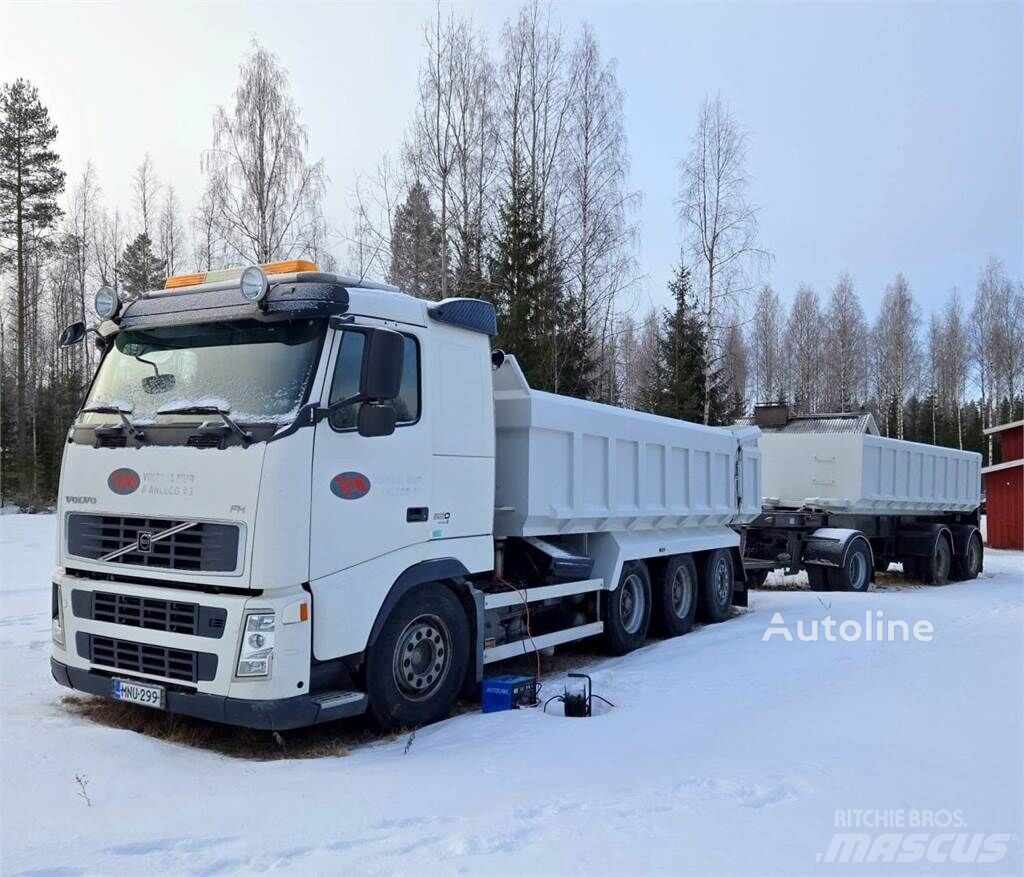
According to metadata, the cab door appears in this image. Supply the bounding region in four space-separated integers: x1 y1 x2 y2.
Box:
309 324 431 581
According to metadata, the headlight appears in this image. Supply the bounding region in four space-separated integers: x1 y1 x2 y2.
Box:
94 285 120 320
236 612 275 677
52 582 64 647
239 266 269 303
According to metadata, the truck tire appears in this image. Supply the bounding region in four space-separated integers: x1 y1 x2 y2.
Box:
827 539 872 592
921 535 952 586
603 561 652 654
698 549 734 623
654 554 698 637
807 566 831 591
365 585 469 730
952 531 983 581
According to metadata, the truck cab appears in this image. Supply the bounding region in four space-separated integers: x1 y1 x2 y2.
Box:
51 263 497 729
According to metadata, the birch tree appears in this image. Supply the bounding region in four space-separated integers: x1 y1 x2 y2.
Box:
407 5 460 297
785 284 823 414
561 24 639 400
822 271 868 411
132 154 160 238
157 186 186 276
748 284 784 404
872 273 920 439
204 40 328 264
678 94 767 424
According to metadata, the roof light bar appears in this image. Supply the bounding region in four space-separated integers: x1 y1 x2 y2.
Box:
163 260 319 290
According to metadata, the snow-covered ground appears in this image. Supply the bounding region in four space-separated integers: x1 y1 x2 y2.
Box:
1 513 1022 876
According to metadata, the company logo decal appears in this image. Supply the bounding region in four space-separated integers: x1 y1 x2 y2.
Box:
107 468 141 495
330 471 371 500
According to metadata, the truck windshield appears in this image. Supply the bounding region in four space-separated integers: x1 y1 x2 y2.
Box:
82 319 325 423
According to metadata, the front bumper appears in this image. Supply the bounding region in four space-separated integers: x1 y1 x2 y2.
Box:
51 658 366 730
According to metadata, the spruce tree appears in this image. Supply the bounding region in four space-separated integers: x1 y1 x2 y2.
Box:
487 170 557 390
120 232 166 298
388 180 444 299
0 78 65 500
651 259 710 422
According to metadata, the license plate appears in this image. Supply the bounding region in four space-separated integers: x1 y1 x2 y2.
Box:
111 677 165 710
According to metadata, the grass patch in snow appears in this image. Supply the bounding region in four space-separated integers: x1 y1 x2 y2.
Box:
59 695 396 760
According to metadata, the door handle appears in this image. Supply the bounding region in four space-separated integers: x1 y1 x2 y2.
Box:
406 507 429 523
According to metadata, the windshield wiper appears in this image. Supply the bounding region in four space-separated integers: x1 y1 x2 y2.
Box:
156 403 253 446
82 403 147 442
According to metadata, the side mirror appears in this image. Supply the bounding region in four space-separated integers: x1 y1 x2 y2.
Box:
357 402 397 438
59 322 87 348
360 328 404 401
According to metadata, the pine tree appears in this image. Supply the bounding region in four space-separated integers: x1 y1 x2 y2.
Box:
120 232 166 298
0 78 65 500
388 180 444 299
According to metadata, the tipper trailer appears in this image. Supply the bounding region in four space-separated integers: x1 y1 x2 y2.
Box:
741 430 984 591
50 261 762 730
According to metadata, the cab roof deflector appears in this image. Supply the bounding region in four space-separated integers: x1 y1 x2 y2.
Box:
428 298 498 337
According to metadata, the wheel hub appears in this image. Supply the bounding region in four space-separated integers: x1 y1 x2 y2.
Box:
393 614 451 701
619 573 645 634
671 567 694 618
714 560 731 603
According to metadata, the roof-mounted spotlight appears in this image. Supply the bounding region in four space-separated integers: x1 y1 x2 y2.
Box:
94 285 121 321
240 265 270 306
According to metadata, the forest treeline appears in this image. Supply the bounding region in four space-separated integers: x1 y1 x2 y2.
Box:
1 2 1021 506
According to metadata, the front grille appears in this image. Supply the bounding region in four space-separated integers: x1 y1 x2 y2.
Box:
71 589 227 638
67 514 240 572
77 632 217 683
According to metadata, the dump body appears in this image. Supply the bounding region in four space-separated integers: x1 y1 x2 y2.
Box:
759 432 981 514
493 357 761 538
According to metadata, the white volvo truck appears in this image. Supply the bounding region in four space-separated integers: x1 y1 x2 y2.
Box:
50 261 762 730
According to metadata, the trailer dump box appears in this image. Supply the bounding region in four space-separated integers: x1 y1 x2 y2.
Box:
759 432 981 514
492 357 762 538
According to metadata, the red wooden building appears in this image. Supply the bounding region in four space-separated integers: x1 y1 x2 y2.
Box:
982 419 1023 550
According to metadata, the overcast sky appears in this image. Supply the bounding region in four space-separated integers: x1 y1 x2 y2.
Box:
4 0 1021 320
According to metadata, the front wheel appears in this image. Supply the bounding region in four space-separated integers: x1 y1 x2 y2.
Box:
603 561 652 654
698 549 735 623
365 585 469 729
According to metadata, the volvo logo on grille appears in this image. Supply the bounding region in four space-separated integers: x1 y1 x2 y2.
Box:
137 532 154 554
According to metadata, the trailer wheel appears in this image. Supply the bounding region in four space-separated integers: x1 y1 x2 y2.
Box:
365 585 469 729
655 554 698 637
603 561 652 654
806 566 831 591
698 549 734 623
922 535 952 585
952 532 983 581
827 539 872 592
